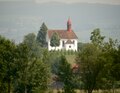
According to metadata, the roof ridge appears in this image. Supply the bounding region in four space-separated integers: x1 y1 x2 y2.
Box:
48 30 78 39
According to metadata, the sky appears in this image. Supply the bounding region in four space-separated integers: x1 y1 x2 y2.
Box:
35 0 120 5
0 0 120 43
0 0 120 5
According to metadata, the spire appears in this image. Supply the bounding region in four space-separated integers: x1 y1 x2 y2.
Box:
67 17 72 32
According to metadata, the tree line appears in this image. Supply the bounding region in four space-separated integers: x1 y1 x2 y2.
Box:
76 28 120 93
0 23 120 93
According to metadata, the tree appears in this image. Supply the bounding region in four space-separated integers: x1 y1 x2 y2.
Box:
99 38 120 92
23 33 42 58
30 59 51 93
23 33 36 47
55 55 75 93
77 42 86 51
111 45 120 81
13 43 30 93
50 32 60 50
75 28 120 93
13 33 51 93
36 22 48 47
90 28 105 48
0 35 16 93
13 40 51 93
76 44 105 93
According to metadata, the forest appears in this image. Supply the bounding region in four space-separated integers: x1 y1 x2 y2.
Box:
0 23 120 93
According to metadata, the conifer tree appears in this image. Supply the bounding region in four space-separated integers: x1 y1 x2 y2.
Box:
36 22 48 47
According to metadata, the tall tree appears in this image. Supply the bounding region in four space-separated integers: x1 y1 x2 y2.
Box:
14 43 51 93
76 29 106 93
111 45 120 81
36 22 48 47
50 32 60 50
14 43 30 93
76 44 104 93
23 33 36 47
23 33 42 58
56 55 75 93
0 35 16 93
14 32 51 93
90 28 105 48
99 38 120 92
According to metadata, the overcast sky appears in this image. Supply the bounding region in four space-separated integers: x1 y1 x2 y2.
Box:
0 0 120 43
0 0 120 5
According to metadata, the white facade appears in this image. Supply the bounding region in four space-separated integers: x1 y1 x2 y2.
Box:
48 39 78 51
48 18 78 51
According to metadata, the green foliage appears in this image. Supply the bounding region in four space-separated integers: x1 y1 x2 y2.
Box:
1 33 51 93
90 28 105 47
13 43 31 93
36 22 48 47
0 35 16 93
103 38 118 51
30 59 50 93
76 43 104 93
23 33 42 58
76 29 120 93
99 38 120 90
0 26 120 93
23 33 36 47
55 55 75 93
13 43 51 93
111 46 120 81
77 42 86 51
50 32 60 48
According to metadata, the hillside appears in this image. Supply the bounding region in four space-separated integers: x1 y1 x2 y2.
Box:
65 54 76 65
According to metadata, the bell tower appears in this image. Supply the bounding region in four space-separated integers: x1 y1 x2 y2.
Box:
67 18 72 32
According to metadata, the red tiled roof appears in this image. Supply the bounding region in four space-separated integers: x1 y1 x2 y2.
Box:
48 30 78 39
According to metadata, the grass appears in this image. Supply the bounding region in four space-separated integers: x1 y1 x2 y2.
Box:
50 50 77 66
65 54 76 65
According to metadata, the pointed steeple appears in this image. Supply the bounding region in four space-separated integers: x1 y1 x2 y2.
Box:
67 17 72 32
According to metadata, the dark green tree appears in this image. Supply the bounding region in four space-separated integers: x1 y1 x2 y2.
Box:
77 42 86 51
50 32 60 50
30 59 51 93
56 55 75 93
90 29 114 91
98 38 120 92
76 43 105 93
111 45 120 81
14 36 51 93
0 35 16 93
36 22 48 47
14 43 50 93
90 28 105 48
13 43 30 93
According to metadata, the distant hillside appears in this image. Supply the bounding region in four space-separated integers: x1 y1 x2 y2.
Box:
0 2 120 43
